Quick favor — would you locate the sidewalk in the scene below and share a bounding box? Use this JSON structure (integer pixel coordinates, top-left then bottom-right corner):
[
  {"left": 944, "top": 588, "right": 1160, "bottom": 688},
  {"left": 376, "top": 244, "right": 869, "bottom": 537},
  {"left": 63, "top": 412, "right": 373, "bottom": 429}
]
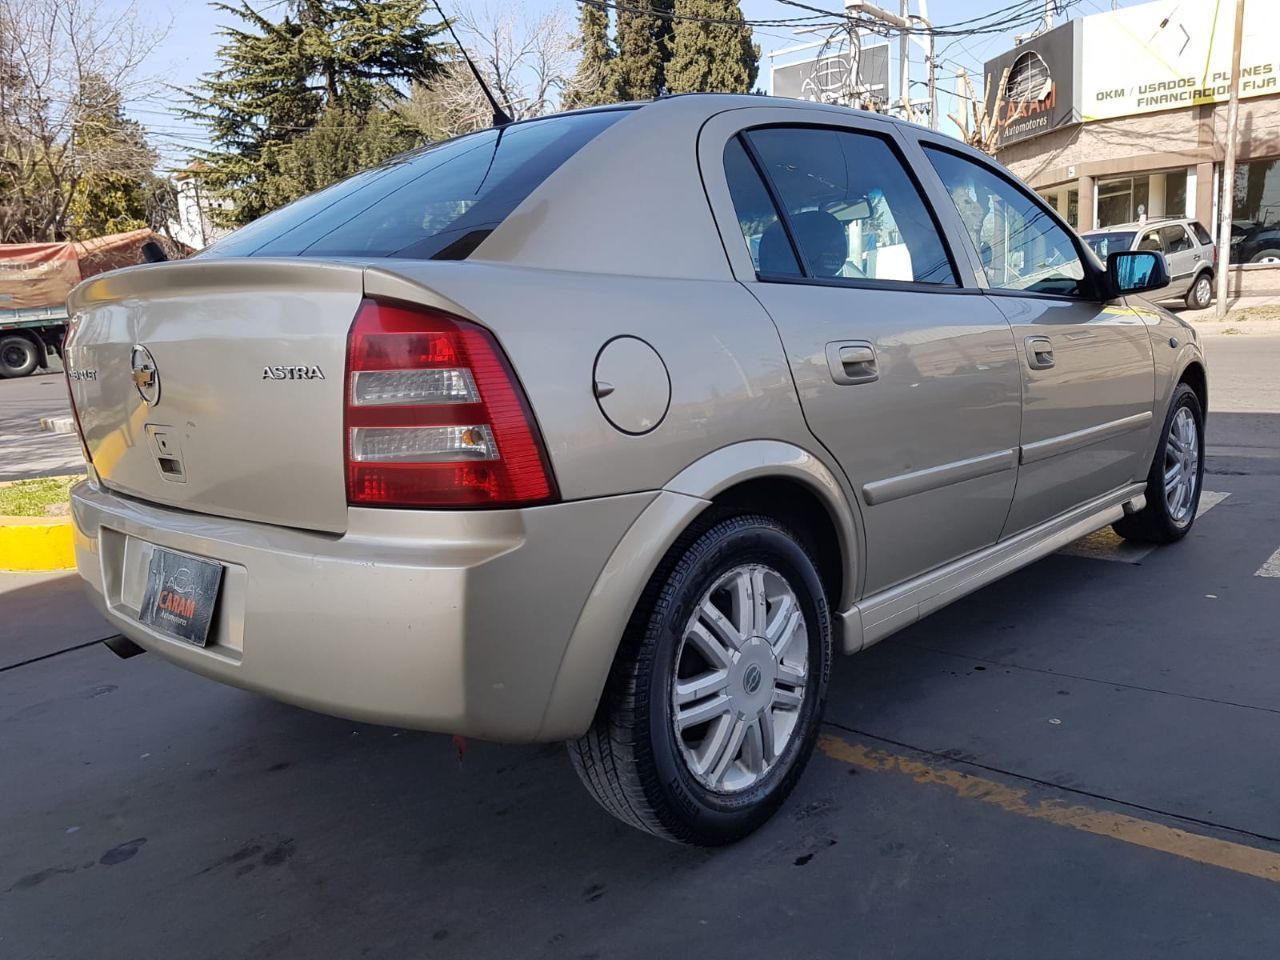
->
[{"left": 1181, "top": 295, "right": 1280, "bottom": 337}]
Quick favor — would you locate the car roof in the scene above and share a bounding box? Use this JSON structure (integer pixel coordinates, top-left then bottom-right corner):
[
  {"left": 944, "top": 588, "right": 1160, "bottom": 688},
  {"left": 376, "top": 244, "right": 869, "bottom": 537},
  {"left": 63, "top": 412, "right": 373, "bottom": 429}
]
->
[{"left": 1083, "top": 218, "right": 1197, "bottom": 235}]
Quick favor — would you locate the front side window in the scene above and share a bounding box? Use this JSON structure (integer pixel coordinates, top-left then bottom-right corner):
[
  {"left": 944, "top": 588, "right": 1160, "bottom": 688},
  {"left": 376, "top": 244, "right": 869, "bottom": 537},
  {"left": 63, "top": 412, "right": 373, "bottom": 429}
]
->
[
  {"left": 1161, "top": 225, "right": 1193, "bottom": 253},
  {"left": 925, "top": 146, "right": 1089, "bottom": 298},
  {"left": 742, "top": 127, "right": 956, "bottom": 286},
  {"left": 1138, "top": 229, "right": 1165, "bottom": 252},
  {"left": 1084, "top": 231, "right": 1135, "bottom": 260}
]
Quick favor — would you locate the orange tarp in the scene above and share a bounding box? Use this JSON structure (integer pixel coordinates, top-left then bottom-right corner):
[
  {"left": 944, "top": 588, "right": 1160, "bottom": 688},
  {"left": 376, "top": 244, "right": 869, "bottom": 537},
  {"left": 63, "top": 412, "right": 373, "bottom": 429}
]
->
[
  {"left": 0, "top": 229, "right": 186, "bottom": 311},
  {"left": 0, "top": 242, "right": 82, "bottom": 310}
]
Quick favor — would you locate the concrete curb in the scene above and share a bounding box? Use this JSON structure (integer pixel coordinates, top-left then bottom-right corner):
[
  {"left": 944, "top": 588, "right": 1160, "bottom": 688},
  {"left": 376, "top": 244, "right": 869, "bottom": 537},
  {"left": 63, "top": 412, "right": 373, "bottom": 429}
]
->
[
  {"left": 40, "top": 415, "right": 76, "bottom": 434},
  {"left": 0, "top": 517, "right": 75, "bottom": 571}
]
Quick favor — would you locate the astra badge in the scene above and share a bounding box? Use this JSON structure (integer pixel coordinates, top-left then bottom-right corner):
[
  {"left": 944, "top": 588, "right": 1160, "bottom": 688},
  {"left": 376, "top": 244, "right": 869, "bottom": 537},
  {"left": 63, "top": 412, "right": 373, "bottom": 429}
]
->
[{"left": 262, "top": 364, "right": 325, "bottom": 381}]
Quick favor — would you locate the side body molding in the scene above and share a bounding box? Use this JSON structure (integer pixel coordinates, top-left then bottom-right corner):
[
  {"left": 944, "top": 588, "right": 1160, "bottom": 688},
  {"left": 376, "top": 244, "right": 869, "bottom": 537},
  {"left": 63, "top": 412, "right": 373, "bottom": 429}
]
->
[{"left": 537, "top": 440, "right": 864, "bottom": 740}]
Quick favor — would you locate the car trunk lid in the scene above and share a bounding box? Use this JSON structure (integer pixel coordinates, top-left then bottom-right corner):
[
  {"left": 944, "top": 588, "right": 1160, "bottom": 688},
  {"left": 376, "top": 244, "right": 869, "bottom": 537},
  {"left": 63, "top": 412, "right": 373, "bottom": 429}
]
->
[{"left": 65, "top": 258, "right": 365, "bottom": 533}]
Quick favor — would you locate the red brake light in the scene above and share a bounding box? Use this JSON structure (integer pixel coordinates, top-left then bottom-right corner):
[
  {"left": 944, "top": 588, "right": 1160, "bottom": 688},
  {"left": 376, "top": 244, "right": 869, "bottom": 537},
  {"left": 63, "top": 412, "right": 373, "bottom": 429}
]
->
[{"left": 344, "top": 298, "right": 557, "bottom": 508}]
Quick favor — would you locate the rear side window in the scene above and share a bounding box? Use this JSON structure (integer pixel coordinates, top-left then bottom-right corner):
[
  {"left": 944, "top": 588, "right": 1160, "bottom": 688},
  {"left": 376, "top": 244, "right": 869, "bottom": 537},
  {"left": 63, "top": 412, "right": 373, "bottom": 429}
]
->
[
  {"left": 723, "top": 137, "right": 801, "bottom": 277},
  {"left": 740, "top": 126, "right": 957, "bottom": 286},
  {"left": 1191, "top": 221, "right": 1213, "bottom": 245},
  {"left": 201, "top": 110, "right": 630, "bottom": 261}
]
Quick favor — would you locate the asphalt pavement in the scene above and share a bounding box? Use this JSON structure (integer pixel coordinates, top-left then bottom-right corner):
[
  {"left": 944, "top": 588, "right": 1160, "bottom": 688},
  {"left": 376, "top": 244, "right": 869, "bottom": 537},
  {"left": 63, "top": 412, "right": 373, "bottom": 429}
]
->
[
  {"left": 0, "top": 357, "right": 85, "bottom": 482},
  {"left": 2, "top": 334, "right": 1279, "bottom": 959}
]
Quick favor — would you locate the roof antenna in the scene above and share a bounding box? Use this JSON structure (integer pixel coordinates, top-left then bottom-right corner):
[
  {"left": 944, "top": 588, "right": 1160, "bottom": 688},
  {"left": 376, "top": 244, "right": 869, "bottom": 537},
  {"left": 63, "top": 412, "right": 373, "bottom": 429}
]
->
[{"left": 431, "top": 0, "right": 513, "bottom": 128}]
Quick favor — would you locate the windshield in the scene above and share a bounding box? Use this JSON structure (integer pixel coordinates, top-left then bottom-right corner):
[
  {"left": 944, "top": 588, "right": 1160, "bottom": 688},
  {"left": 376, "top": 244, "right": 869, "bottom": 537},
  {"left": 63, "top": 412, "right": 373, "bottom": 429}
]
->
[
  {"left": 199, "top": 109, "right": 631, "bottom": 261},
  {"left": 1083, "top": 231, "right": 1136, "bottom": 259}
]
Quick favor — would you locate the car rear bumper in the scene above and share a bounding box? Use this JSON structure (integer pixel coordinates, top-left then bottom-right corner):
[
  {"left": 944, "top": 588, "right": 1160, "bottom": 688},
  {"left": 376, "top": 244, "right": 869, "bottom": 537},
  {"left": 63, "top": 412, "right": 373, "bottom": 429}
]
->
[{"left": 70, "top": 479, "right": 659, "bottom": 741}]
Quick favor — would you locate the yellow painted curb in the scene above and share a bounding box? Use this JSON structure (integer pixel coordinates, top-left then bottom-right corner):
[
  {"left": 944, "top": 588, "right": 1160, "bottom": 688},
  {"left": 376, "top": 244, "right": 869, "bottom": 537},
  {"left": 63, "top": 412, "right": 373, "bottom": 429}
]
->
[{"left": 0, "top": 515, "right": 75, "bottom": 571}]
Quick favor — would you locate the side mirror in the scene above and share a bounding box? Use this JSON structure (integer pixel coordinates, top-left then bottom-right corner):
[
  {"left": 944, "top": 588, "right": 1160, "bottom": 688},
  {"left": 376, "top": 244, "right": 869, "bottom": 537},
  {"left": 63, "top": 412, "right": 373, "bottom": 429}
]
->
[{"left": 1106, "top": 249, "right": 1169, "bottom": 297}]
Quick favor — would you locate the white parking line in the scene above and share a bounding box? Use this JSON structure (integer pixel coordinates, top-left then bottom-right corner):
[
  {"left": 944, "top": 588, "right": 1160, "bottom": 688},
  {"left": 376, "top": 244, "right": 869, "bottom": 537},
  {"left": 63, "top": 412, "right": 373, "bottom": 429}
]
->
[
  {"left": 1255, "top": 547, "right": 1280, "bottom": 579},
  {"left": 1059, "top": 491, "right": 1230, "bottom": 564}
]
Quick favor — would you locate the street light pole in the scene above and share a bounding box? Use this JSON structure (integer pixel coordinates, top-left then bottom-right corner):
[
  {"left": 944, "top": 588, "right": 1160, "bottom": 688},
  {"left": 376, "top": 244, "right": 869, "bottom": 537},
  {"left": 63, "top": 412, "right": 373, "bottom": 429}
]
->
[{"left": 1215, "top": 0, "right": 1246, "bottom": 319}]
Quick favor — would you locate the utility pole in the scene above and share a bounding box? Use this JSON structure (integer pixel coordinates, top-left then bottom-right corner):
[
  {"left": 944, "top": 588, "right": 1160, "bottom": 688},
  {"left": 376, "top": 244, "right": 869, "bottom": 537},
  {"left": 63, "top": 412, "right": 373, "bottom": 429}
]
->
[
  {"left": 846, "top": 2, "right": 936, "bottom": 126},
  {"left": 1043, "top": 0, "right": 1055, "bottom": 32},
  {"left": 1215, "top": 0, "right": 1246, "bottom": 319},
  {"left": 919, "top": 0, "right": 936, "bottom": 129},
  {"left": 900, "top": 0, "right": 910, "bottom": 119}
]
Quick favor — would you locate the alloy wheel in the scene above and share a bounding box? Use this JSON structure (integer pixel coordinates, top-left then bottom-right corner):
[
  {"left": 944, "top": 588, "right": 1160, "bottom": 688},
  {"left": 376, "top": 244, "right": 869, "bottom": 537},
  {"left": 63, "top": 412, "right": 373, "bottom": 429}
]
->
[
  {"left": 671, "top": 564, "right": 808, "bottom": 794},
  {"left": 1164, "top": 406, "right": 1200, "bottom": 525}
]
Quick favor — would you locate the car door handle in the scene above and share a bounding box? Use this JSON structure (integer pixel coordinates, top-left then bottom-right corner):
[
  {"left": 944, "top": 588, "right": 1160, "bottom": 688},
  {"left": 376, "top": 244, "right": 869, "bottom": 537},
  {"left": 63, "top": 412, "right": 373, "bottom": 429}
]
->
[
  {"left": 1025, "top": 336, "right": 1055, "bottom": 370},
  {"left": 826, "top": 340, "right": 879, "bottom": 384}
]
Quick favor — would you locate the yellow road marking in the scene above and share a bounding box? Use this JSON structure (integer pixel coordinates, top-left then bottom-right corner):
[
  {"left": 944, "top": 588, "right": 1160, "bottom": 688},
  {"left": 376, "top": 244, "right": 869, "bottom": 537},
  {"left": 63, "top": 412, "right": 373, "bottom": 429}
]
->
[{"left": 818, "top": 733, "right": 1280, "bottom": 884}]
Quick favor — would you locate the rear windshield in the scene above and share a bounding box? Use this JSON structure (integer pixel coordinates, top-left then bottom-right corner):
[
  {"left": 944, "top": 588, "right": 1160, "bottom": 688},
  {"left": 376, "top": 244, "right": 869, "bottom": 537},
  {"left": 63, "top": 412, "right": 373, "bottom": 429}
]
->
[
  {"left": 1083, "top": 231, "right": 1135, "bottom": 259},
  {"left": 199, "top": 109, "right": 631, "bottom": 261}
]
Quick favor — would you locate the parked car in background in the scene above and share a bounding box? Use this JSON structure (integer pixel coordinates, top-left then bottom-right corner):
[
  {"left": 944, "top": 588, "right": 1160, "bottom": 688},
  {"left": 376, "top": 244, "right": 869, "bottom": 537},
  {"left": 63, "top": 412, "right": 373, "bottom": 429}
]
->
[
  {"left": 64, "top": 95, "right": 1207, "bottom": 845},
  {"left": 1230, "top": 220, "right": 1280, "bottom": 265},
  {"left": 1081, "top": 217, "right": 1217, "bottom": 310}
]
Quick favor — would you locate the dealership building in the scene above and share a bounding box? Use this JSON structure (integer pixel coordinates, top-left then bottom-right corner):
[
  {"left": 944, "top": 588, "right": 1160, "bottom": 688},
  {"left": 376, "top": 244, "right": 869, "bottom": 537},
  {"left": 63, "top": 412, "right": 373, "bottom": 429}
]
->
[{"left": 985, "top": 0, "right": 1280, "bottom": 289}]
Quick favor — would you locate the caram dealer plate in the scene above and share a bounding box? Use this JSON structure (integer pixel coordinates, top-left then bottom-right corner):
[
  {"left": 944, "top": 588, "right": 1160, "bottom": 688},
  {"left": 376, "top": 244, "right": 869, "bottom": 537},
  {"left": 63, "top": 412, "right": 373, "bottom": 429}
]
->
[{"left": 138, "top": 547, "right": 224, "bottom": 647}]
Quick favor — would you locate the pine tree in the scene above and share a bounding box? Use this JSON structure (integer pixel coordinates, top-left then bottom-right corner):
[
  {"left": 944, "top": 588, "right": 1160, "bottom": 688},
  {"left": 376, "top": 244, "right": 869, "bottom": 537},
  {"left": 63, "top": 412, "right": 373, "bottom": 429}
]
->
[
  {"left": 562, "top": 1, "right": 616, "bottom": 108},
  {"left": 185, "top": 0, "right": 448, "bottom": 226},
  {"left": 666, "top": 0, "right": 758, "bottom": 95},
  {"left": 612, "top": 0, "right": 673, "bottom": 100}
]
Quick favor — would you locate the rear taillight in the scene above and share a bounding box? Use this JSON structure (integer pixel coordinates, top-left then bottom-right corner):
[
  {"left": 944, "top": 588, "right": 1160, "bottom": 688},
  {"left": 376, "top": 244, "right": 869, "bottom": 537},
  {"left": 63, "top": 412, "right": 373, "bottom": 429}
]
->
[{"left": 344, "top": 298, "right": 556, "bottom": 508}]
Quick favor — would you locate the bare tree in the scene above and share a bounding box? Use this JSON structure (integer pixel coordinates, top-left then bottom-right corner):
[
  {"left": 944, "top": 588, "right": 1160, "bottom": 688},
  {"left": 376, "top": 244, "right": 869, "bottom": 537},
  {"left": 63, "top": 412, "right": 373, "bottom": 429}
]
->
[
  {"left": 947, "top": 68, "right": 1009, "bottom": 155},
  {"left": 0, "top": 0, "right": 167, "bottom": 242},
  {"left": 400, "top": 4, "right": 575, "bottom": 140}
]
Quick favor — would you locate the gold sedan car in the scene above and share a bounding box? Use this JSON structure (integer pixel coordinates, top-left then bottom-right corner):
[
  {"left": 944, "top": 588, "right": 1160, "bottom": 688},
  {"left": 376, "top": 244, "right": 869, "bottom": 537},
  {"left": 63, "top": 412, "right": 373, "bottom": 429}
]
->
[{"left": 64, "top": 95, "right": 1205, "bottom": 844}]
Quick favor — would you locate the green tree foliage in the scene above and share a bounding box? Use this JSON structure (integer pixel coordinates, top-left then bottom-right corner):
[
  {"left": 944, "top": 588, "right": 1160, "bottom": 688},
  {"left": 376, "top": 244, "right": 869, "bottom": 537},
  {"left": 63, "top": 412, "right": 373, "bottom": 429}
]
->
[
  {"left": 265, "top": 106, "right": 421, "bottom": 208},
  {"left": 66, "top": 76, "right": 158, "bottom": 236},
  {"left": 612, "top": 0, "right": 673, "bottom": 100},
  {"left": 562, "top": 1, "right": 616, "bottom": 108},
  {"left": 666, "top": 0, "right": 758, "bottom": 95},
  {"left": 0, "top": 0, "right": 166, "bottom": 242},
  {"left": 186, "top": 0, "right": 448, "bottom": 226}
]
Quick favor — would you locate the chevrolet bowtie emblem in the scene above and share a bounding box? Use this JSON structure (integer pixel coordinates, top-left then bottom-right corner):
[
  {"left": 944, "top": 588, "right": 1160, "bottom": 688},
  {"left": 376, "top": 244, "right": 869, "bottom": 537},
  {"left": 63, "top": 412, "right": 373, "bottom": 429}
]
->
[{"left": 130, "top": 344, "right": 161, "bottom": 406}]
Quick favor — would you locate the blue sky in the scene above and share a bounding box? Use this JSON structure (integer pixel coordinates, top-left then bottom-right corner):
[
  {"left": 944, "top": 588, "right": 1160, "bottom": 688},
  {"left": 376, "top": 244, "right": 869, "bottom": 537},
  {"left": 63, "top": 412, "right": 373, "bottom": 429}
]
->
[{"left": 113, "top": 0, "right": 1147, "bottom": 165}]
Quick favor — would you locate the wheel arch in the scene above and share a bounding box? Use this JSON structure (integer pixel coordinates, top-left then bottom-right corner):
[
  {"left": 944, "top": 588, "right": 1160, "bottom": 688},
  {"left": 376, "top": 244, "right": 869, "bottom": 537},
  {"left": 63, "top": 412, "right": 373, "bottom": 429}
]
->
[
  {"left": 537, "top": 440, "right": 863, "bottom": 740},
  {"left": 1178, "top": 358, "right": 1208, "bottom": 414}
]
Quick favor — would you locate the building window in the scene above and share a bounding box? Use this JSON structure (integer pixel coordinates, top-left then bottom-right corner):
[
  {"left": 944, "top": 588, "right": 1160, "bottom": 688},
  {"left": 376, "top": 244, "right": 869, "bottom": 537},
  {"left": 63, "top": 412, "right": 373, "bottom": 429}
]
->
[
  {"left": 1037, "top": 186, "right": 1079, "bottom": 230},
  {"left": 1225, "top": 159, "right": 1280, "bottom": 265},
  {"left": 1096, "top": 169, "right": 1191, "bottom": 228}
]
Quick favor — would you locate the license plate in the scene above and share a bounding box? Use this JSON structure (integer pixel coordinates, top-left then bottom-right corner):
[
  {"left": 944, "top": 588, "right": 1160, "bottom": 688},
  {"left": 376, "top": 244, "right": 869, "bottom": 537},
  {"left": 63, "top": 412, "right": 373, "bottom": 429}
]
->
[{"left": 138, "top": 548, "right": 224, "bottom": 647}]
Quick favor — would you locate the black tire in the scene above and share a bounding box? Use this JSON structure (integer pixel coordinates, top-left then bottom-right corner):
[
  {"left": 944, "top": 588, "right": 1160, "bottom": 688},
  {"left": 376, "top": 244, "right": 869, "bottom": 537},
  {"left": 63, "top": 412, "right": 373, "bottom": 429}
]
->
[
  {"left": 1248, "top": 249, "right": 1280, "bottom": 265},
  {"left": 0, "top": 334, "right": 39, "bottom": 379},
  {"left": 569, "top": 514, "right": 832, "bottom": 845},
  {"left": 1112, "top": 383, "right": 1205, "bottom": 544},
  {"left": 1185, "top": 272, "right": 1213, "bottom": 310}
]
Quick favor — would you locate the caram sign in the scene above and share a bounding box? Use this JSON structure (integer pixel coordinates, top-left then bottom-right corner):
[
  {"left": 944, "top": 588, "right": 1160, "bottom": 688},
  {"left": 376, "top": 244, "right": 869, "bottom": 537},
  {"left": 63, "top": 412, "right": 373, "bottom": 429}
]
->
[{"left": 983, "top": 20, "right": 1080, "bottom": 146}]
